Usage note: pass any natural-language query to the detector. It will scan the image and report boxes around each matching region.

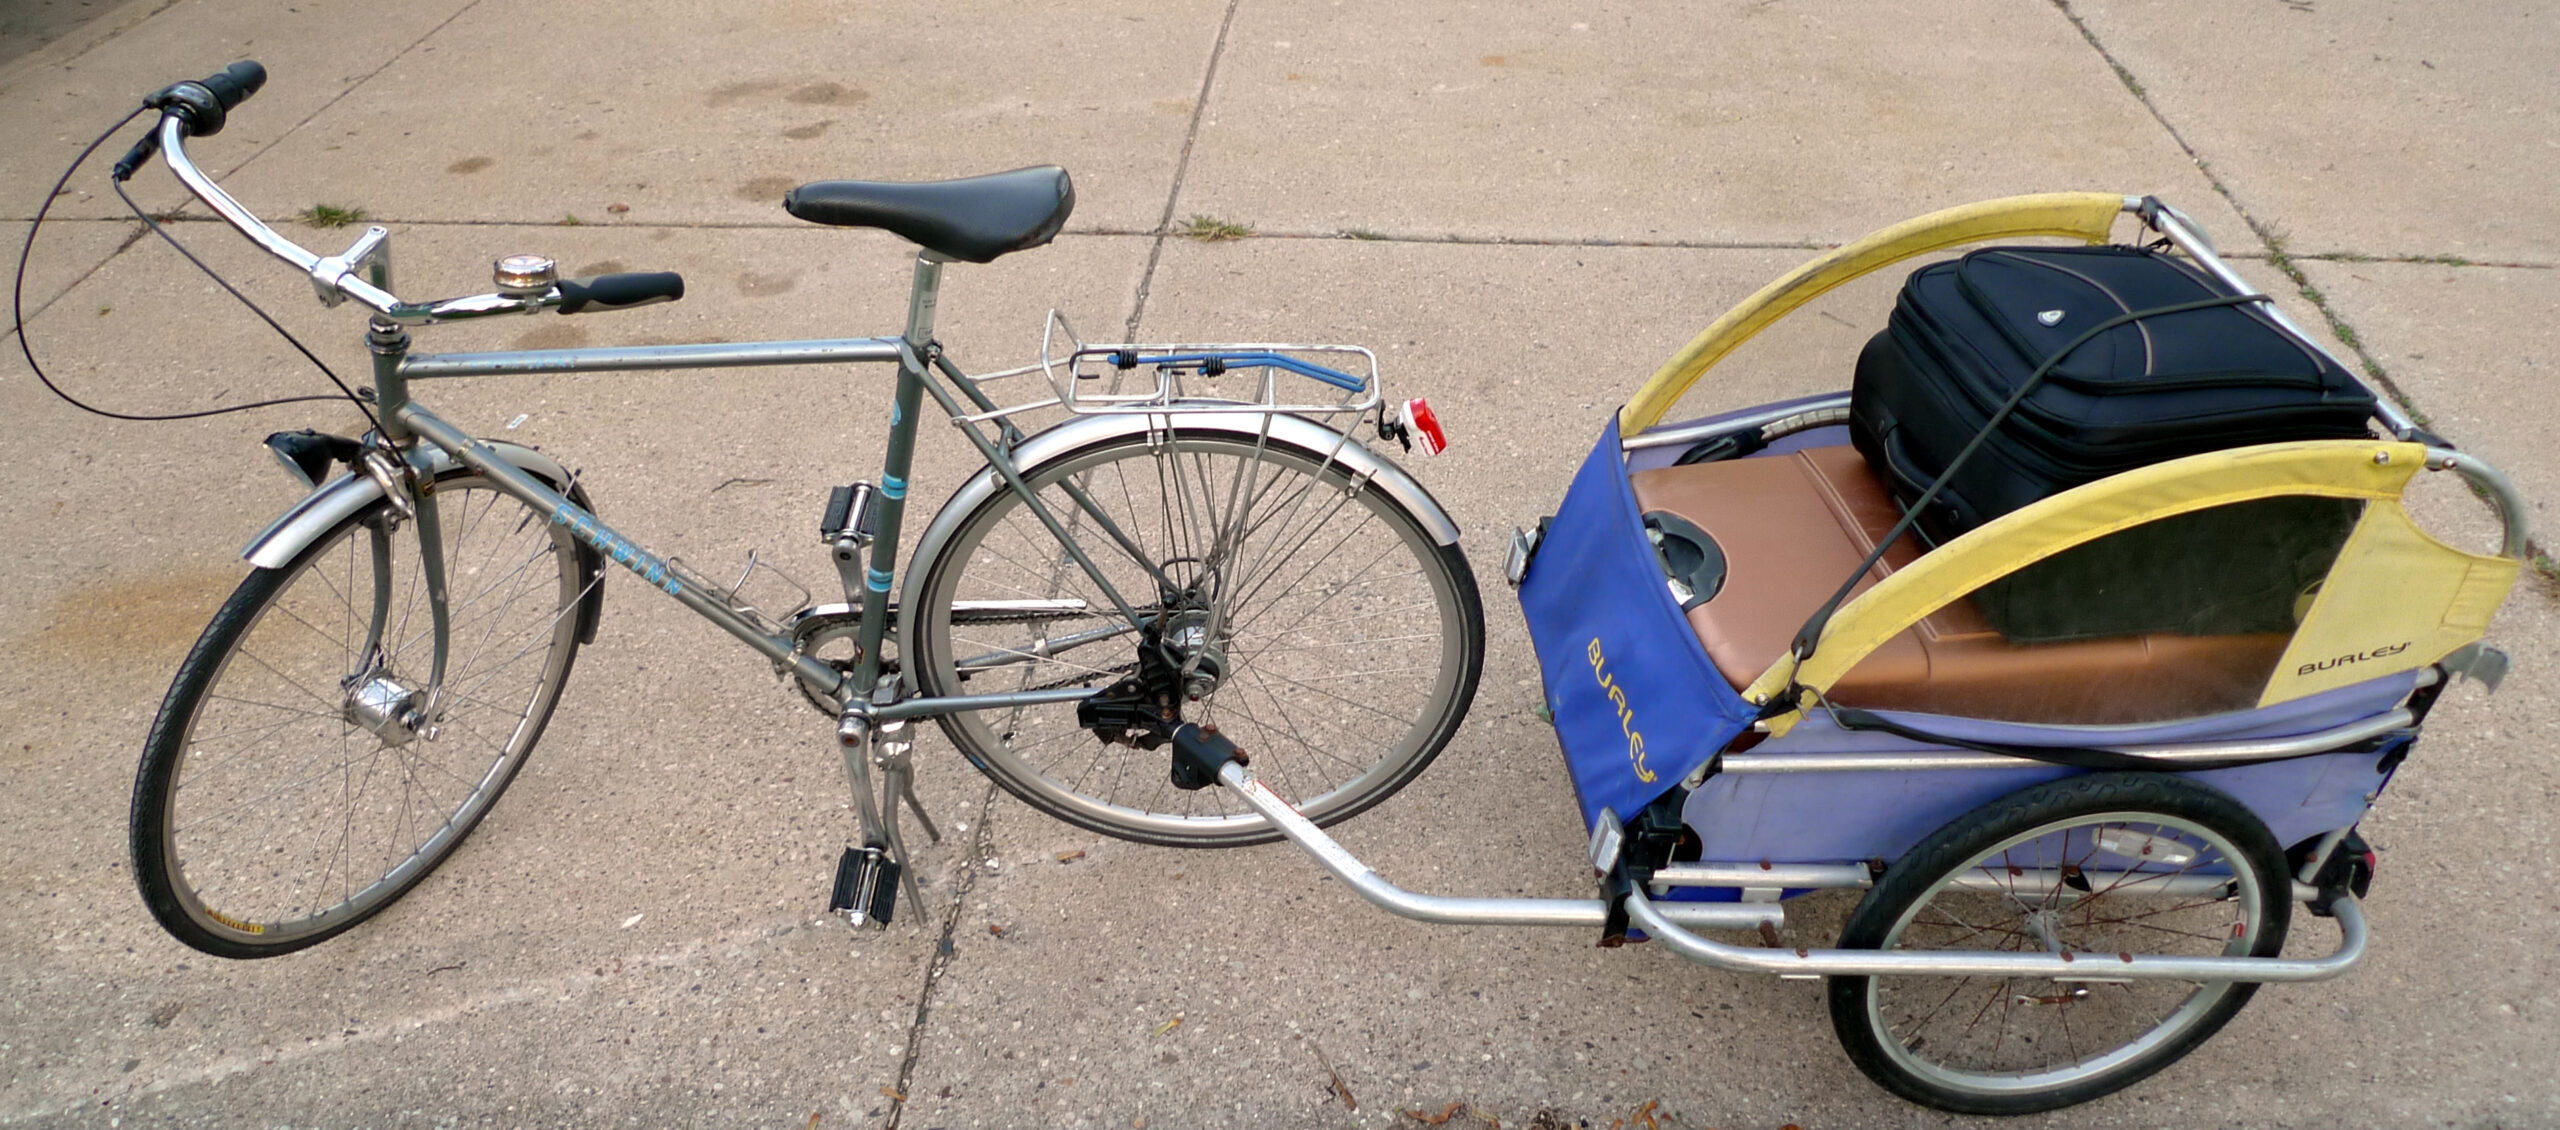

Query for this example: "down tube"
[395,406,847,695]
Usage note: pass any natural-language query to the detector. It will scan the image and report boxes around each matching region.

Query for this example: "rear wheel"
[1826,772,2291,1114]
[911,430,1484,847]
[131,472,592,957]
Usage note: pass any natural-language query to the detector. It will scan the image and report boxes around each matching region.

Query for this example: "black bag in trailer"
[1847,245,2380,643]
[1849,244,2378,541]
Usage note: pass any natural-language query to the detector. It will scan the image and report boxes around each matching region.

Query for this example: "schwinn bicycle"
[91,64,1484,958]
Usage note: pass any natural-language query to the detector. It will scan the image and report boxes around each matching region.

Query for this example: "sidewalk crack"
[2048,0,2418,412]
[1124,0,1247,342]
[219,0,491,183]
[2055,0,2555,579]
[879,781,998,1130]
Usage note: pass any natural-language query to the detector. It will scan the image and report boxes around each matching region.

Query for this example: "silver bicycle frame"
[379,300,1176,715]
[158,111,1177,720]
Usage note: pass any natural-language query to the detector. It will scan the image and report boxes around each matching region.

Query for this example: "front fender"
[898,411,1464,675]
[241,440,605,644]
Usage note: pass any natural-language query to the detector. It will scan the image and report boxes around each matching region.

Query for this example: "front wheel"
[1825,772,2293,1115]
[131,471,593,957]
[910,429,1484,847]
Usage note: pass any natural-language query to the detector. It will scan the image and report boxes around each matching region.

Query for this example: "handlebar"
[124,62,683,328]
[112,62,266,179]
[558,272,685,314]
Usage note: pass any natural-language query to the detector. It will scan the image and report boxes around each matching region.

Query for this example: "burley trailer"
[1172,192,2529,1114]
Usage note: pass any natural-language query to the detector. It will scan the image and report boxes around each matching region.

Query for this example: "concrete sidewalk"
[2,1,2552,1126]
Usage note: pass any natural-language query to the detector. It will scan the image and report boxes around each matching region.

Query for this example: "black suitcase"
[1850,244,2377,540]
[1848,245,2379,642]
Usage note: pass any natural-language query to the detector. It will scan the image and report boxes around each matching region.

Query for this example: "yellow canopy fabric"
[1623,192,2129,435]
[1741,441,2515,734]
[2264,499,2520,705]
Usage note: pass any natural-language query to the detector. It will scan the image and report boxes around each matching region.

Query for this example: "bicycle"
[86,64,1485,959]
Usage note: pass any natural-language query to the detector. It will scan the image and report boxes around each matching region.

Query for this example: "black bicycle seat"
[783,167,1074,264]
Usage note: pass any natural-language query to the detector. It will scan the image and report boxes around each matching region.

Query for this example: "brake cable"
[13,107,380,431]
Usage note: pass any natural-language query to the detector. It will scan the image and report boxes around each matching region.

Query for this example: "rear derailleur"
[1076,620,1240,790]
[1077,625,1185,751]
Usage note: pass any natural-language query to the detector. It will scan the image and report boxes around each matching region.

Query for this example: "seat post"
[903,250,951,348]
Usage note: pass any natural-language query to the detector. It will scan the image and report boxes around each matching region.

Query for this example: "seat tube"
[851,252,948,694]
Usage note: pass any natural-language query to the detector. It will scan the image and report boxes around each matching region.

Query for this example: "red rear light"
[1400,398,1446,456]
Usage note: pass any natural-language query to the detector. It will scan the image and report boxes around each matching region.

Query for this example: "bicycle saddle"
[783,167,1074,264]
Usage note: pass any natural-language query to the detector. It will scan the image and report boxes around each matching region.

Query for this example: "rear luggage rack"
[943,311,1384,428]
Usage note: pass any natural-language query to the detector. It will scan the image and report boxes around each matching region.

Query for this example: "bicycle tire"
[131,470,591,957]
[910,429,1484,847]
[1825,771,2292,1115]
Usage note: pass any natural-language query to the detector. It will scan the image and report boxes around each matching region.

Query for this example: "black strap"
[1784,290,2272,668]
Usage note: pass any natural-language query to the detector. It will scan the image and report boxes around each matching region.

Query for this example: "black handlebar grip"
[555,272,686,315]
[142,60,266,139]
[202,61,267,113]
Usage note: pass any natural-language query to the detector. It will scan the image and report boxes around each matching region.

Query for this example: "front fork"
[336,319,455,744]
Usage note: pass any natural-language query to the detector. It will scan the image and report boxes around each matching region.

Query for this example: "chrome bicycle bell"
[492,254,559,296]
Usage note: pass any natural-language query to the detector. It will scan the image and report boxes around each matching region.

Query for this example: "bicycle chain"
[1018,660,1137,695]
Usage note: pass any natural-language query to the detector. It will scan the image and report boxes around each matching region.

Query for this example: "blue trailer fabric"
[1520,415,1757,832]
[1679,746,2396,872]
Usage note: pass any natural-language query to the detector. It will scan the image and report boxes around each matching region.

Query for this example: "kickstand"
[874,719,937,916]
[834,711,921,928]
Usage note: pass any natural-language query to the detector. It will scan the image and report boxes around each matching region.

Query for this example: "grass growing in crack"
[299,204,366,229]
[560,213,584,227]
[1179,214,1252,242]
[2421,253,2474,267]
[2251,236,2435,428]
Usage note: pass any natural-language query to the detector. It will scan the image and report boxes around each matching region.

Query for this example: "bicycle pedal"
[819,483,880,545]
[829,844,900,929]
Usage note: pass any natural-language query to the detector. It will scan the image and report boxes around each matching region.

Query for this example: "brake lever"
[110,119,168,182]
[113,64,265,181]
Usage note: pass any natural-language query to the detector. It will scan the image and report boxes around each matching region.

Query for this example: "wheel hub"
[1160,609,1226,700]
[342,670,426,746]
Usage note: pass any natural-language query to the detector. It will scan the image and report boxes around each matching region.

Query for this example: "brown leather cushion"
[1628,446,2285,724]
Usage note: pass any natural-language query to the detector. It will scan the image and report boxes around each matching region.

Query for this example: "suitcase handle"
[1869,425,1967,538]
